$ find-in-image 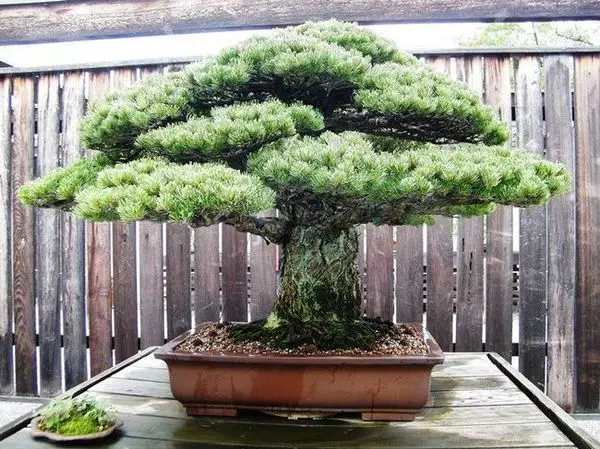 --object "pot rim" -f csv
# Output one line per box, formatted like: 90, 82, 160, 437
154, 322, 445, 366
